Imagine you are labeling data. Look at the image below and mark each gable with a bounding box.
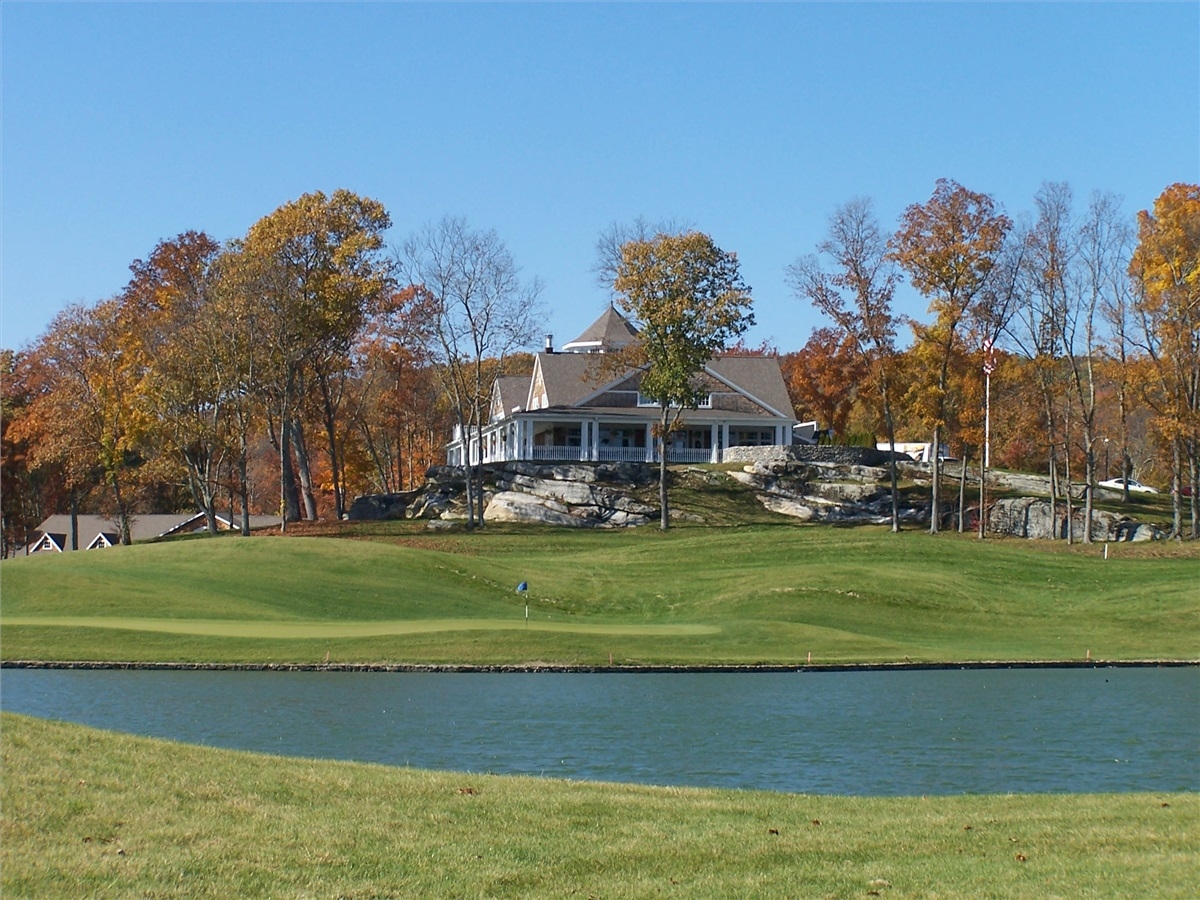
[31,532,64,552]
[705,357,795,419]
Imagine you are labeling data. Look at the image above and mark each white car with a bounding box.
[1098,477,1158,494]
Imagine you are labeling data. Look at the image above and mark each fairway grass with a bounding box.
[0,616,719,639]
[3,714,1195,898]
[2,524,1197,666]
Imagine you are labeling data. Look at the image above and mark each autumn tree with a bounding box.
[0,349,54,554]
[399,217,543,527]
[788,198,903,530]
[347,285,444,493]
[613,230,754,530]
[778,329,865,438]
[19,302,146,544]
[240,190,393,529]
[892,180,1011,533]
[1129,183,1200,539]
[119,231,230,533]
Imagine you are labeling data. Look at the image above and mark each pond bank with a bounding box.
[5,658,1196,672]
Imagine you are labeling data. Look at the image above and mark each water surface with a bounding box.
[3,667,1196,795]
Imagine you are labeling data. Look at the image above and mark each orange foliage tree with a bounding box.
[1129,183,1200,538]
[892,180,1011,533]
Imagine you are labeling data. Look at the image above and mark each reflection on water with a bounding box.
[3,667,1197,795]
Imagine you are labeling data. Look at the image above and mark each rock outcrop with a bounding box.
[728,460,928,525]
[347,458,1165,539]
[351,462,656,529]
[987,497,1165,541]
[346,491,420,521]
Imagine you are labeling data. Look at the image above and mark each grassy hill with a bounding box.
[2,520,1196,666]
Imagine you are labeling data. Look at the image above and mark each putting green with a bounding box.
[0,616,720,640]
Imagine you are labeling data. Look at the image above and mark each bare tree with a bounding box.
[398,217,543,527]
[1009,184,1126,543]
[593,216,692,292]
[1069,190,1130,540]
[787,197,904,532]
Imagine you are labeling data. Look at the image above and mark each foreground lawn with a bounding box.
[2,714,1194,898]
[2,524,1197,665]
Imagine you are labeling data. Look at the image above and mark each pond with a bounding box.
[3,667,1196,796]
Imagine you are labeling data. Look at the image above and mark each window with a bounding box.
[638,392,712,408]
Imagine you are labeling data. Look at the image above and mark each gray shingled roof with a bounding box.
[494,375,532,414]
[35,513,278,546]
[561,305,640,352]
[530,352,795,419]
[707,356,796,419]
[535,353,615,407]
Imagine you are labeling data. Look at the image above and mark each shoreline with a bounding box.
[4,658,1197,673]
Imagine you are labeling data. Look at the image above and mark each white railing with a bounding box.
[454,444,726,465]
[530,446,585,461]
[667,448,717,464]
[597,447,652,462]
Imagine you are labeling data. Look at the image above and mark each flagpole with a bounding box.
[981,338,995,540]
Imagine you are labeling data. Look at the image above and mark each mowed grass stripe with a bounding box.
[0,616,720,639]
[3,525,1196,665]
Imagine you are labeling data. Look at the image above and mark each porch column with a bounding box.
[591,419,600,461]
[645,422,655,462]
[722,423,731,453]
[710,423,720,463]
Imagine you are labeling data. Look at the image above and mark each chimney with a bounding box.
[545,334,554,353]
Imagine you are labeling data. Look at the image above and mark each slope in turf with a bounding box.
[2,526,1197,665]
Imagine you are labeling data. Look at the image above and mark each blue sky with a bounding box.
[3,2,1197,354]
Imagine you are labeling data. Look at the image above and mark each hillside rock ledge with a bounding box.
[348,460,1164,538]
[727,460,928,525]
[988,497,1164,541]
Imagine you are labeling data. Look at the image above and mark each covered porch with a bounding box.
[449,417,791,466]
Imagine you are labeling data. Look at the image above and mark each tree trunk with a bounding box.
[929,424,941,534]
[184,450,220,535]
[458,416,475,528]
[238,450,251,537]
[957,454,967,534]
[473,420,486,528]
[881,376,900,533]
[320,382,345,520]
[1189,441,1198,540]
[1047,453,1058,541]
[1064,449,1074,545]
[1171,438,1183,540]
[1082,439,1095,544]
[978,457,986,540]
[110,471,132,546]
[277,418,301,530]
[290,419,319,521]
[69,492,79,551]
[659,406,670,531]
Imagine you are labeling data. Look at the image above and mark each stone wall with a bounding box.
[723,444,904,467]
